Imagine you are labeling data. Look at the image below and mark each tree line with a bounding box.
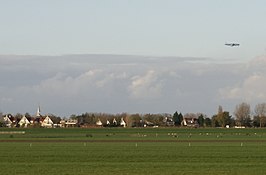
[71,102,266,128]
[1,102,266,128]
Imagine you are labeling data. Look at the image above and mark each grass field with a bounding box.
[1,127,266,175]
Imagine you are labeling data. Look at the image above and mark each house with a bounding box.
[60,119,78,127]
[163,117,175,126]
[182,117,199,127]
[18,116,30,128]
[6,114,18,127]
[113,118,117,125]
[41,116,54,128]
[143,120,155,127]
[120,118,126,127]
[2,115,13,127]
[96,119,103,126]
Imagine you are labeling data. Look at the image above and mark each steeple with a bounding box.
[36,106,41,117]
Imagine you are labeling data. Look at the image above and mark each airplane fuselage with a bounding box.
[225,43,240,47]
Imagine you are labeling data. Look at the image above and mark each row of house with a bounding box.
[0,114,131,129]
[95,118,126,127]
[0,107,79,128]
[0,114,198,128]
[1,114,55,128]
[0,114,129,128]
[0,107,199,128]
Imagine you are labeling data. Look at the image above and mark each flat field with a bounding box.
[1,127,266,175]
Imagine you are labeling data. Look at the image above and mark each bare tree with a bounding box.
[234,102,251,127]
[254,103,266,127]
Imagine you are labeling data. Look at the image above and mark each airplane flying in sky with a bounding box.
[225,43,240,47]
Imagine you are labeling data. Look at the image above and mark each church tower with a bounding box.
[36,106,41,117]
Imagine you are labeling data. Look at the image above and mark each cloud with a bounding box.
[219,73,266,101]
[2,54,266,116]
[128,70,163,99]
[27,69,114,98]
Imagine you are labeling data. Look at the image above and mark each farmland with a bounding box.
[1,128,266,175]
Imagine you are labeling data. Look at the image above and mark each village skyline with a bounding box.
[1,101,266,128]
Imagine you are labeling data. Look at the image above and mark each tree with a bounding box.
[130,114,142,127]
[254,103,266,127]
[173,111,183,126]
[216,106,224,127]
[178,113,183,126]
[15,113,23,120]
[0,121,5,127]
[253,116,266,127]
[173,111,179,125]
[215,105,232,127]
[205,117,212,127]
[219,111,232,127]
[234,102,251,127]
[198,114,205,127]
[211,115,219,127]
[25,112,31,119]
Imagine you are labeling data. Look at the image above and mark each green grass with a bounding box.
[1,127,266,141]
[1,128,266,174]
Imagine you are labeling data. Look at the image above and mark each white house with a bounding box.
[96,119,103,126]
[18,116,30,128]
[113,118,117,125]
[60,119,78,127]
[3,115,13,128]
[182,117,198,127]
[41,116,54,128]
[120,118,126,127]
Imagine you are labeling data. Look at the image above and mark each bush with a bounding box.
[86,134,93,137]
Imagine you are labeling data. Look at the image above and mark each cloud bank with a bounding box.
[0,54,265,117]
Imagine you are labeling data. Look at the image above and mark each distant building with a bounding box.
[96,119,103,126]
[2,115,13,127]
[18,116,30,128]
[113,118,117,125]
[182,117,198,127]
[36,106,41,117]
[32,106,42,125]
[60,119,78,127]
[163,117,175,126]
[41,116,54,128]
[120,118,126,127]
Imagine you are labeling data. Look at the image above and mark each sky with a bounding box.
[0,1,266,117]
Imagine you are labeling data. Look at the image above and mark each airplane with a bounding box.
[225,43,240,47]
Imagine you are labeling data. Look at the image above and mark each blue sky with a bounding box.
[0,1,266,117]
[1,1,266,59]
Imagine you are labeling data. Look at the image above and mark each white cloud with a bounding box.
[96,72,128,88]
[2,54,266,116]
[128,70,163,99]
[219,73,266,101]
[30,69,106,97]
[249,55,266,65]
